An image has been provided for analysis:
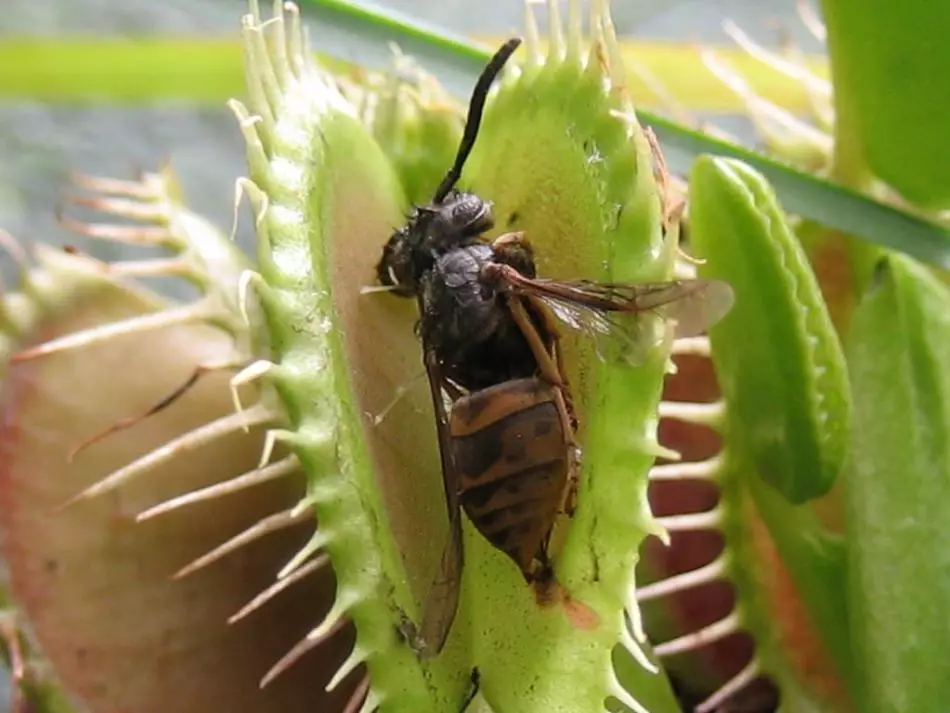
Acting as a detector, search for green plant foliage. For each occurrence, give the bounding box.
[231,1,695,710]
[821,0,950,208]
[845,254,950,713]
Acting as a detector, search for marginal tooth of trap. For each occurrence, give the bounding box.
[696,659,761,713]
[723,20,831,97]
[326,645,368,692]
[645,439,681,462]
[546,0,564,58]
[64,403,274,506]
[237,269,268,331]
[626,58,696,127]
[231,178,255,244]
[597,0,627,95]
[174,503,313,580]
[229,553,329,624]
[625,586,650,645]
[241,17,278,132]
[656,507,721,533]
[278,528,329,579]
[523,1,543,65]
[258,428,296,469]
[607,669,651,713]
[797,0,826,43]
[231,358,274,427]
[636,555,728,602]
[251,18,284,128]
[658,400,726,428]
[618,615,657,675]
[0,229,28,272]
[264,0,290,90]
[653,609,741,658]
[649,452,724,481]
[136,455,300,522]
[284,1,304,77]
[57,215,171,246]
[343,676,372,713]
[671,335,711,358]
[229,104,269,180]
[260,610,350,688]
[69,172,157,199]
[108,257,192,280]
[12,302,207,363]
[702,49,832,153]
[67,193,168,225]
[566,0,582,58]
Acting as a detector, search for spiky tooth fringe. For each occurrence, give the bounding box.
[61,403,277,506]
[326,645,368,692]
[174,504,314,579]
[649,453,723,481]
[229,553,329,624]
[230,358,276,423]
[260,611,349,688]
[617,615,658,674]
[670,336,711,358]
[636,556,728,602]
[723,21,830,98]
[342,676,372,713]
[136,455,300,522]
[701,49,832,156]
[653,610,742,658]
[655,508,722,533]
[644,438,682,462]
[797,0,826,42]
[657,400,726,428]
[68,170,160,198]
[607,667,652,713]
[277,528,329,578]
[12,302,212,363]
[695,659,760,713]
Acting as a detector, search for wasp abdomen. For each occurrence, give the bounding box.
[450,378,570,577]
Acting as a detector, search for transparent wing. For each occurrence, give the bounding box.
[411,338,465,657]
[495,266,734,365]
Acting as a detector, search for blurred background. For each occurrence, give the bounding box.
[0,1,822,709]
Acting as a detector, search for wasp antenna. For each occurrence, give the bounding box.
[432,37,522,203]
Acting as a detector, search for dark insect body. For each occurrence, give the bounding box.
[375,37,735,660]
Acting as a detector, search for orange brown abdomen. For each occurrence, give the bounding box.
[449,378,570,579]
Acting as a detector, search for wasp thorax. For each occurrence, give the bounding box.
[424,191,494,250]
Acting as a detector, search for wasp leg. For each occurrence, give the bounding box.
[506,296,565,388]
[551,387,580,519]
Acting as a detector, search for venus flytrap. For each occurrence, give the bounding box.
[635,155,854,710]
[232,0,710,709]
[0,168,355,713]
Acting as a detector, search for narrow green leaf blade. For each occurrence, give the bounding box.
[845,254,950,713]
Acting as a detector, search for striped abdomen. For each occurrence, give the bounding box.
[450,377,570,579]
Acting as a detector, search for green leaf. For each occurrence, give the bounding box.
[821,0,950,208]
[689,155,852,504]
[845,253,950,713]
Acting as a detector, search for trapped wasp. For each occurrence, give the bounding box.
[372,37,735,657]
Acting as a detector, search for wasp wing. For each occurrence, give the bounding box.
[494,266,734,364]
[412,331,464,658]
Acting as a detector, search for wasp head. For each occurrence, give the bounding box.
[375,190,495,297]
